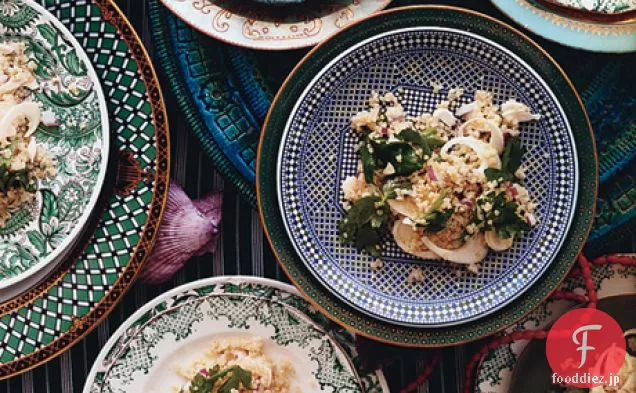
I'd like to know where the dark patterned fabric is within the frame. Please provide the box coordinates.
[2,1,633,393]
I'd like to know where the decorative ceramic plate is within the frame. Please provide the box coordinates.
[0,0,109,290]
[475,262,636,393]
[490,0,636,53]
[149,1,273,206]
[259,5,596,344]
[84,277,390,393]
[158,0,391,50]
[275,18,579,327]
[0,0,169,378]
[551,0,636,13]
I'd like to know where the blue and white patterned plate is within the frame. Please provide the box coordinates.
[276,27,579,327]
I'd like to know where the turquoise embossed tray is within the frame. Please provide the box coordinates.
[148,0,634,249]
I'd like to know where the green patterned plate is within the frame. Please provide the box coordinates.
[83,277,390,393]
[474,262,635,392]
[0,0,109,289]
[0,0,169,378]
[258,5,597,346]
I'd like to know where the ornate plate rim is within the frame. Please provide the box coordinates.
[82,275,390,393]
[0,0,111,290]
[0,0,170,379]
[157,0,393,51]
[258,5,597,347]
[474,261,636,393]
[274,25,580,327]
[148,0,258,207]
[490,0,636,53]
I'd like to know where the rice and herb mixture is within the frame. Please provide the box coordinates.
[175,336,300,393]
[0,42,55,226]
[340,89,540,273]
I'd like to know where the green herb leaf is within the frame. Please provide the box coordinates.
[414,190,454,233]
[416,209,454,233]
[397,128,445,158]
[360,137,376,183]
[374,141,423,176]
[185,365,252,393]
[474,191,531,238]
[381,179,412,200]
[340,195,389,257]
[218,366,252,393]
[485,137,524,182]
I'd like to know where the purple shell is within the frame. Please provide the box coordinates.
[140,182,223,284]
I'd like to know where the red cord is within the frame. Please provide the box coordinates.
[592,254,636,266]
[551,290,588,304]
[399,254,635,392]
[457,253,633,393]
[399,350,442,393]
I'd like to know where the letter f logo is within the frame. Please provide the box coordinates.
[572,324,602,368]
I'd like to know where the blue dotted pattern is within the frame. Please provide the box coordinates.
[278,29,578,326]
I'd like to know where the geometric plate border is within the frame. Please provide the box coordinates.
[258,5,597,347]
[0,0,169,378]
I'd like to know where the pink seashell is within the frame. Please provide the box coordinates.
[192,192,223,257]
[140,182,223,284]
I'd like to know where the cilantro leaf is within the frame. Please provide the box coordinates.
[360,135,376,183]
[382,179,412,199]
[183,365,252,393]
[474,191,531,239]
[340,196,389,257]
[417,209,454,233]
[397,128,445,158]
[218,366,252,393]
[413,190,454,233]
[373,141,423,176]
[485,137,524,183]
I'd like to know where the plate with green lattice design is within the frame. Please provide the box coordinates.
[0,0,109,290]
[474,263,635,393]
[0,0,169,379]
[84,277,389,393]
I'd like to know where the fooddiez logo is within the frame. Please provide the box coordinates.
[546,309,627,388]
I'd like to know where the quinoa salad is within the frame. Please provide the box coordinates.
[340,89,540,273]
[0,42,56,227]
[175,336,301,393]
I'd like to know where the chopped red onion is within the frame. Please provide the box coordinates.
[426,166,438,182]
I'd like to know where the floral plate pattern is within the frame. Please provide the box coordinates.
[475,262,636,393]
[490,0,636,53]
[551,0,636,13]
[0,0,109,289]
[276,26,578,327]
[158,0,391,50]
[84,277,390,393]
[0,0,169,378]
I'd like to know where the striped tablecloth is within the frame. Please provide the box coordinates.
[2,0,634,392]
